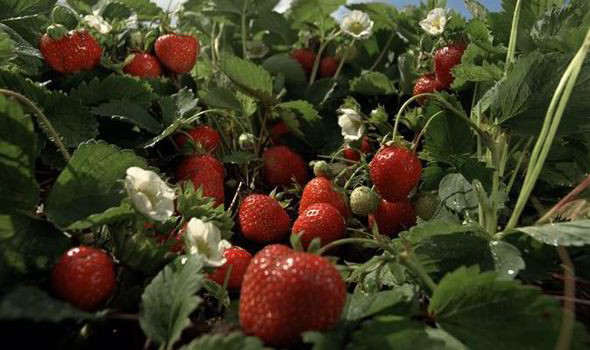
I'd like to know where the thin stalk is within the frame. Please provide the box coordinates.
[537,174,590,224]
[343,164,367,191]
[240,0,248,59]
[555,246,576,350]
[505,0,523,68]
[505,137,533,194]
[399,252,437,292]
[0,89,71,161]
[217,264,232,313]
[308,41,330,87]
[333,39,355,80]
[369,31,396,71]
[505,30,590,230]
[317,238,381,255]
[411,110,444,153]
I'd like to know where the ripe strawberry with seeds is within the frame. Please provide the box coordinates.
[154,33,199,73]
[176,154,224,180]
[434,43,467,88]
[239,194,290,243]
[343,137,371,161]
[40,27,102,74]
[175,126,220,152]
[176,156,224,206]
[208,246,252,289]
[270,121,290,144]
[319,56,339,78]
[299,177,351,219]
[369,199,416,236]
[290,48,316,74]
[369,145,422,202]
[52,247,116,310]
[413,74,443,105]
[293,203,345,248]
[263,146,308,187]
[123,52,162,78]
[239,245,346,346]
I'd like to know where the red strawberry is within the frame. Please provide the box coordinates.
[413,74,443,105]
[238,194,290,243]
[175,126,220,152]
[299,177,351,219]
[369,146,422,202]
[123,52,162,78]
[270,121,290,144]
[369,199,416,236]
[40,28,102,74]
[434,43,467,88]
[290,48,316,74]
[176,154,224,180]
[319,56,339,78]
[293,203,345,248]
[343,137,371,161]
[52,247,116,310]
[154,33,199,73]
[208,246,252,289]
[263,146,308,187]
[239,245,346,346]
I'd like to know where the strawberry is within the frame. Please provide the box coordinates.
[208,246,252,289]
[263,146,308,187]
[154,33,199,74]
[175,126,220,152]
[269,121,290,144]
[239,194,290,243]
[369,145,422,202]
[40,28,102,74]
[52,247,115,310]
[413,74,443,105]
[434,43,467,88]
[350,186,380,216]
[239,245,346,346]
[123,52,162,78]
[293,203,345,248]
[343,137,371,161]
[313,160,333,178]
[319,56,339,78]
[369,199,416,236]
[414,192,439,220]
[290,48,316,74]
[300,177,351,219]
[176,154,224,180]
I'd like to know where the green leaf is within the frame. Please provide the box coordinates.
[262,54,307,86]
[515,220,590,246]
[45,141,148,229]
[303,324,348,350]
[143,90,198,148]
[71,74,154,107]
[491,52,590,136]
[345,288,415,321]
[116,0,163,20]
[530,1,590,53]
[466,18,507,56]
[489,240,525,280]
[0,70,98,146]
[112,228,175,276]
[0,31,14,66]
[451,61,504,89]
[222,151,258,165]
[255,11,295,45]
[399,222,494,281]
[199,87,243,112]
[350,72,397,95]
[0,0,56,20]
[291,0,346,25]
[102,2,133,21]
[464,0,489,19]
[398,51,419,96]
[92,99,163,134]
[0,286,105,321]
[438,174,478,213]
[0,23,43,75]
[140,256,204,347]
[429,266,589,350]
[220,55,274,102]
[0,94,38,215]
[178,331,269,350]
[66,0,99,14]
[423,103,474,161]
[51,5,79,29]
[65,202,135,231]
[276,100,320,123]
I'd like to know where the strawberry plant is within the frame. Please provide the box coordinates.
[1,0,590,349]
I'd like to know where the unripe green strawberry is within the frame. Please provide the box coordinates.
[350,186,380,216]
[313,160,332,178]
[414,192,439,220]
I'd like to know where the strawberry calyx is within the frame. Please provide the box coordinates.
[46,24,68,40]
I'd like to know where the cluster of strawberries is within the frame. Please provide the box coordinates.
[291,48,340,78]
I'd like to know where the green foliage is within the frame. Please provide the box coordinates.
[65,0,99,14]
[116,0,163,20]
[276,100,320,123]
[530,0,590,53]
[0,23,43,75]
[451,61,503,89]
[0,31,14,66]
[290,0,346,25]
[262,54,307,86]
[139,256,204,348]
[0,0,55,20]
[0,286,105,321]
[71,75,154,107]
[199,87,243,112]
[222,151,258,164]
[220,55,274,102]
[423,103,474,161]
[45,141,148,229]
[429,266,589,350]
[0,94,38,216]
[349,72,398,95]
[92,99,163,134]
[489,240,525,280]
[255,11,296,45]
[514,220,590,246]
[438,174,478,213]
[178,331,270,350]
[66,202,135,231]
[112,226,176,275]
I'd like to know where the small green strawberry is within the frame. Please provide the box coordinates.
[350,186,380,216]
[414,192,440,220]
[313,160,333,178]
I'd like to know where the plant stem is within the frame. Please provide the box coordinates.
[343,164,367,191]
[0,89,71,161]
[317,238,381,255]
[218,264,232,313]
[240,0,249,59]
[369,31,396,71]
[537,174,590,224]
[399,252,437,292]
[333,39,355,80]
[505,0,523,69]
[411,110,444,153]
[555,246,576,350]
[505,29,590,231]
[505,137,533,194]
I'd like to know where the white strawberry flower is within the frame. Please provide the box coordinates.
[185,218,231,267]
[124,167,176,222]
[83,14,112,34]
[238,132,256,149]
[341,10,374,40]
[420,8,447,36]
[338,108,365,141]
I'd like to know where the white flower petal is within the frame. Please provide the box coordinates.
[338,108,364,142]
[125,167,176,222]
[185,218,231,267]
[420,8,447,36]
[341,10,374,40]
